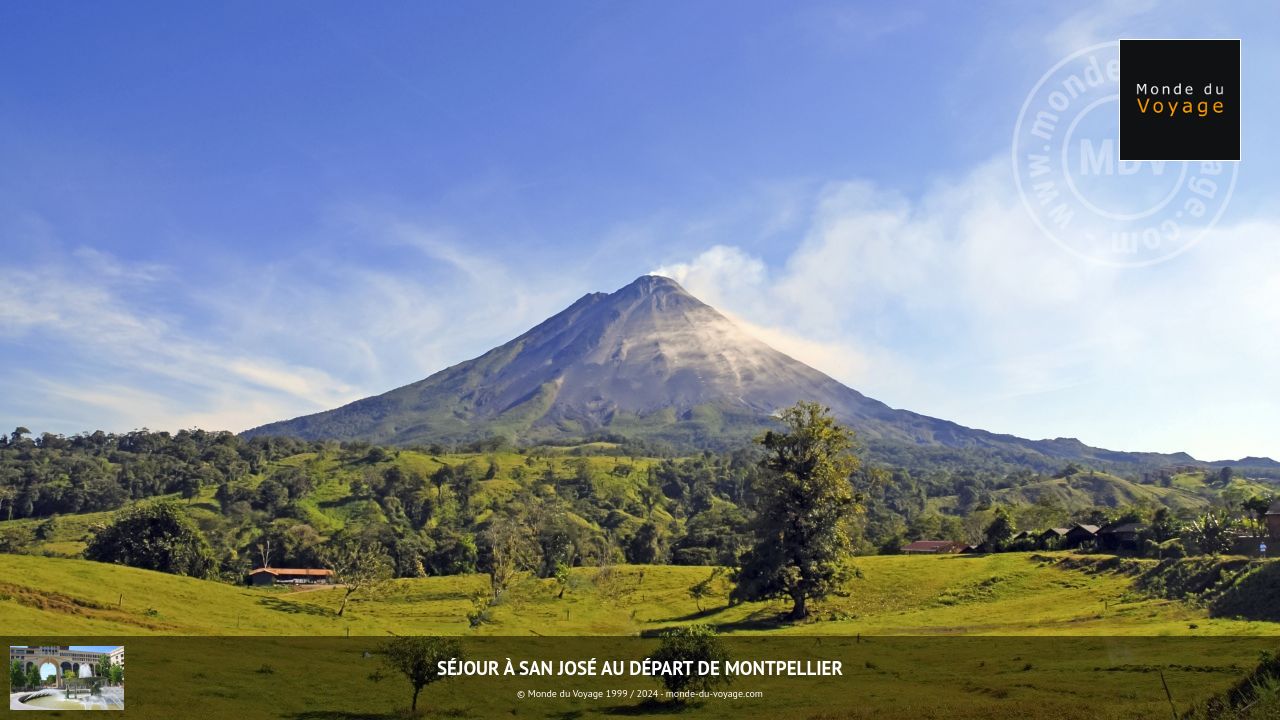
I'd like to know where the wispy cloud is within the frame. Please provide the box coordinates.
[0,214,578,436]
[0,249,362,432]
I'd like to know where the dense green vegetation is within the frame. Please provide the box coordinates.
[1,423,1275,592]
[0,426,313,521]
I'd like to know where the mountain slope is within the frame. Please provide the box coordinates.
[243,275,1244,469]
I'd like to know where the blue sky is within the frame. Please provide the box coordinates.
[2,1,1277,460]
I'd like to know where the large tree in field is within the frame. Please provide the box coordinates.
[326,536,393,617]
[731,402,860,620]
[479,513,538,600]
[380,636,463,712]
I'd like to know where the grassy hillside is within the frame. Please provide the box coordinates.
[4,552,1280,637]
[992,469,1207,510]
[927,467,1274,516]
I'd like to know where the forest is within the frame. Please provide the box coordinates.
[0,424,1275,588]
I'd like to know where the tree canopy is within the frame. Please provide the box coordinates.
[85,500,215,577]
[380,636,463,712]
[731,402,861,619]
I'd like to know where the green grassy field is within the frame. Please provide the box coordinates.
[14,634,1260,720]
[7,553,1280,718]
[6,451,1279,717]
[3,552,1278,638]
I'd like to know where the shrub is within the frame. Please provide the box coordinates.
[645,624,732,698]
[1159,538,1187,559]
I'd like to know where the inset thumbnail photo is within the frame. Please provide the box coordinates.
[9,646,124,711]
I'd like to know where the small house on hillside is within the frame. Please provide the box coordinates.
[1268,500,1280,540]
[1063,524,1101,549]
[1038,527,1069,548]
[247,567,334,586]
[902,540,971,555]
[1098,522,1147,552]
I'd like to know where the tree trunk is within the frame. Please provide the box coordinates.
[411,685,421,711]
[789,592,807,620]
[337,588,353,617]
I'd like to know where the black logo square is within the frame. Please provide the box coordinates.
[1120,39,1240,161]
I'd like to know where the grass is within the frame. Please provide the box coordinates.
[6,553,1280,718]
[5,451,1279,717]
[4,552,1280,638]
[28,634,1266,720]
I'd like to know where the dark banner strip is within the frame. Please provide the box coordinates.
[6,636,1277,718]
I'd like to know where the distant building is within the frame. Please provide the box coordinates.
[1063,524,1101,549]
[1267,500,1280,540]
[247,568,333,586]
[901,540,971,554]
[1098,522,1147,552]
[1038,528,1069,548]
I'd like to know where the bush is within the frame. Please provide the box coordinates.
[1141,538,1161,559]
[645,625,732,697]
[1211,564,1280,622]
[84,501,215,577]
[1009,538,1038,552]
[1159,538,1187,559]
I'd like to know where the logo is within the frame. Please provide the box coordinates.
[1119,39,1240,161]
[1013,42,1237,267]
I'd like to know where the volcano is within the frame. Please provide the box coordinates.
[243,275,1206,469]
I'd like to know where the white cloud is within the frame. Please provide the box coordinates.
[653,157,1280,461]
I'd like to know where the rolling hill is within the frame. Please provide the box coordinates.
[5,553,1277,720]
[4,552,1279,637]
